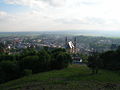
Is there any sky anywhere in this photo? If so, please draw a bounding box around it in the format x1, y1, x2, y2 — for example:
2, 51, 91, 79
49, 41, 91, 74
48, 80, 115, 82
0, 0, 120, 32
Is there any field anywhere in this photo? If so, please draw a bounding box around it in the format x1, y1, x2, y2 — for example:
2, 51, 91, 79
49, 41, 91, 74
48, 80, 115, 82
0, 64, 120, 90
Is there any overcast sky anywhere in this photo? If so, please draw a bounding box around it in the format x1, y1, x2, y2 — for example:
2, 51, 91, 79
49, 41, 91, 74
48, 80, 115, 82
0, 0, 120, 32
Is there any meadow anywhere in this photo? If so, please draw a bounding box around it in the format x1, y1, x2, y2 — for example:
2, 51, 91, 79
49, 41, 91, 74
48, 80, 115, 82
0, 64, 120, 90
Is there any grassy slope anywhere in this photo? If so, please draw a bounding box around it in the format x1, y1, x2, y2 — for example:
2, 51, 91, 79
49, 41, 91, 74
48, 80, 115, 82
0, 64, 120, 90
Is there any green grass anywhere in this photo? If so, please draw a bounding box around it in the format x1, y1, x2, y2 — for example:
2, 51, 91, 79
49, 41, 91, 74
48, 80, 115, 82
0, 64, 120, 90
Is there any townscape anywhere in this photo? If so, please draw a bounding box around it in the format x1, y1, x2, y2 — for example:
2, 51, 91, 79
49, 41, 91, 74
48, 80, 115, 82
1, 0, 120, 89
1, 32, 120, 90
0, 32, 120, 55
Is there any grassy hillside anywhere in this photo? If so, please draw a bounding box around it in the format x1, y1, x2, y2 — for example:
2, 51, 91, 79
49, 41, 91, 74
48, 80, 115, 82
0, 64, 120, 90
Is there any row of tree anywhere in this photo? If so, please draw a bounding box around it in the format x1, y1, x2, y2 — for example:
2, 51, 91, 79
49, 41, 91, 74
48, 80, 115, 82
0, 47, 72, 83
87, 46, 120, 74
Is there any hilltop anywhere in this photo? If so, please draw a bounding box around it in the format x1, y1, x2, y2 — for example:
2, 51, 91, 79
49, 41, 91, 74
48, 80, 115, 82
0, 64, 120, 90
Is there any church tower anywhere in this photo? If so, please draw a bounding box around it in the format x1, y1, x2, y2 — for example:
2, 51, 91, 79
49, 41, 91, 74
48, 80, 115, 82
65, 37, 68, 48
74, 37, 77, 53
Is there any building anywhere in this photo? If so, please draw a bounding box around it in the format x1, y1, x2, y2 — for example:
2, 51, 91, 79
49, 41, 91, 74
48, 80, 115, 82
65, 37, 77, 53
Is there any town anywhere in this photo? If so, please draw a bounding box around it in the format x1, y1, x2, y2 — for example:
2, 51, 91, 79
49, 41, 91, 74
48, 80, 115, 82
0, 32, 120, 55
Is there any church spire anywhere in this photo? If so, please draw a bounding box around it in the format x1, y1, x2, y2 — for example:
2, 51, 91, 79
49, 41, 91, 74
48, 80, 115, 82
65, 37, 68, 48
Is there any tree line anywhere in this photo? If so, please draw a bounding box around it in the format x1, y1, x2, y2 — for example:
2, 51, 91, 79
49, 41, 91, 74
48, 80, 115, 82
88, 46, 120, 74
0, 47, 72, 83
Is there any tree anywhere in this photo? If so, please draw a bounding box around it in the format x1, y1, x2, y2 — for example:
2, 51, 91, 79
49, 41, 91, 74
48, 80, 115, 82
0, 60, 20, 83
19, 55, 40, 73
21, 48, 37, 58
52, 52, 72, 69
88, 46, 120, 71
38, 49, 51, 71
87, 53, 101, 74
100, 51, 120, 70
0, 47, 72, 84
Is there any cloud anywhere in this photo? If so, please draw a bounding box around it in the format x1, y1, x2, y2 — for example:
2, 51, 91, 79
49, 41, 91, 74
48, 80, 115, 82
0, 11, 7, 16
4, 0, 66, 9
44, 0, 66, 7
54, 17, 113, 27
1, 0, 120, 31
4, 0, 98, 9
0, 10, 59, 31
0, 11, 9, 22
4, 0, 49, 9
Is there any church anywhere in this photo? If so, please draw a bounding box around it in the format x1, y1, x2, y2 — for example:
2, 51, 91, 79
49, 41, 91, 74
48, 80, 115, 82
65, 37, 77, 53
